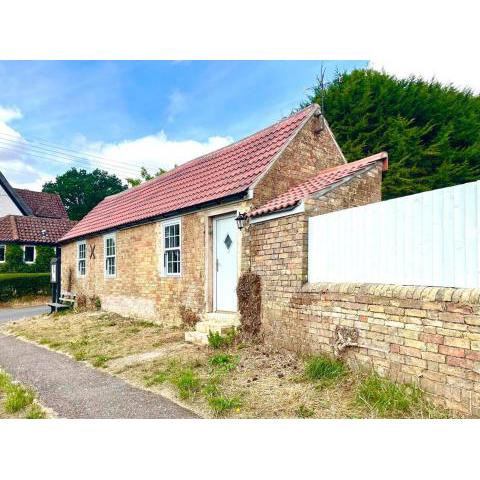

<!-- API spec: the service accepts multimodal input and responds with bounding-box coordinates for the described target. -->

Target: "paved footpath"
[0,305,49,324]
[0,333,197,418]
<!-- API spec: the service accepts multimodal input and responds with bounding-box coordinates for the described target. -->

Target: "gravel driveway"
[0,334,197,418]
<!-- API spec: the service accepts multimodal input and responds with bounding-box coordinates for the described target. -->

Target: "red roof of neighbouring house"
[60,104,319,242]
[248,152,388,218]
[0,215,76,244]
[14,189,68,219]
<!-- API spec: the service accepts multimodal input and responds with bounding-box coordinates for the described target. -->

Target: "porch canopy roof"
[247,152,388,219]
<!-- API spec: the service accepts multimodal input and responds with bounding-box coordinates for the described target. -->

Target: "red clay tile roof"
[248,152,388,218]
[0,215,76,244]
[60,105,318,242]
[14,189,68,219]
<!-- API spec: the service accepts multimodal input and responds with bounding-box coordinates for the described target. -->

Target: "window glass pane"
[164,223,180,249]
[24,246,35,263]
[0,245,5,262]
[106,256,115,275]
[166,249,181,274]
[78,243,86,260]
[106,237,115,256]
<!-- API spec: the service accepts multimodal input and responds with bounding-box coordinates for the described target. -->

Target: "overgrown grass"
[304,355,346,383]
[356,373,447,418]
[25,403,46,419]
[208,395,241,415]
[144,353,241,415]
[0,370,46,418]
[92,355,111,368]
[6,310,181,369]
[145,361,202,399]
[208,353,238,372]
[172,369,201,399]
[296,404,315,418]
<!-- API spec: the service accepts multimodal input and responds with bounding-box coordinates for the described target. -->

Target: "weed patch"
[145,361,201,399]
[25,403,46,419]
[208,353,238,372]
[305,355,346,382]
[208,395,241,415]
[356,373,445,418]
[92,355,110,368]
[172,369,201,399]
[296,405,315,418]
[207,329,236,349]
[4,385,35,413]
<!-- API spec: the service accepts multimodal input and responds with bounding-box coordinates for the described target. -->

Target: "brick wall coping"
[302,282,480,304]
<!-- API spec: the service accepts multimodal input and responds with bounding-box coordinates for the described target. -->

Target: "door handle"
[216,259,219,272]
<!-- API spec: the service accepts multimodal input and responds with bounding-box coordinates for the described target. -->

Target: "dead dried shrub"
[76,293,87,309]
[237,272,261,337]
[179,305,200,328]
[89,296,102,310]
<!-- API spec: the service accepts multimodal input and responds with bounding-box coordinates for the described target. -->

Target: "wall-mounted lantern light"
[235,212,248,230]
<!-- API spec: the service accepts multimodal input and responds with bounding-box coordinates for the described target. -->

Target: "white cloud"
[369,59,480,93]
[0,105,54,190]
[0,106,22,124]
[83,131,233,181]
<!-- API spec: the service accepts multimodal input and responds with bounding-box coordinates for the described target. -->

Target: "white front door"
[214,214,238,312]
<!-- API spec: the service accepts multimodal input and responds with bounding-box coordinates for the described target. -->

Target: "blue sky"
[0,60,367,190]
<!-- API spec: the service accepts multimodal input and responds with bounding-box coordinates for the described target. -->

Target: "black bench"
[48,292,76,314]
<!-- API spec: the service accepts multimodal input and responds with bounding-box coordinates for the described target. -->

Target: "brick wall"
[247,166,480,414]
[61,210,211,324]
[60,114,348,323]
[252,116,345,208]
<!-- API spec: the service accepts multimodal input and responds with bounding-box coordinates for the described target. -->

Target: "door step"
[185,312,240,346]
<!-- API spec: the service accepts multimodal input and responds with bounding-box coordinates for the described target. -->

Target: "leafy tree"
[126,166,168,187]
[42,168,127,220]
[303,69,480,199]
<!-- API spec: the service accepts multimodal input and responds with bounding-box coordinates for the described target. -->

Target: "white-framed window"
[77,240,86,277]
[0,244,5,263]
[23,245,35,264]
[104,233,116,278]
[163,219,181,276]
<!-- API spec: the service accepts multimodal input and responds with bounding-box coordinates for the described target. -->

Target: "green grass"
[4,384,35,413]
[208,395,241,415]
[145,361,201,399]
[0,370,45,418]
[295,404,315,418]
[0,371,10,390]
[135,320,157,328]
[208,353,238,372]
[356,373,446,418]
[207,329,236,349]
[304,355,346,382]
[25,403,47,419]
[92,355,110,368]
[172,369,201,399]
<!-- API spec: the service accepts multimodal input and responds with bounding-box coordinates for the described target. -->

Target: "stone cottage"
[59,104,387,341]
